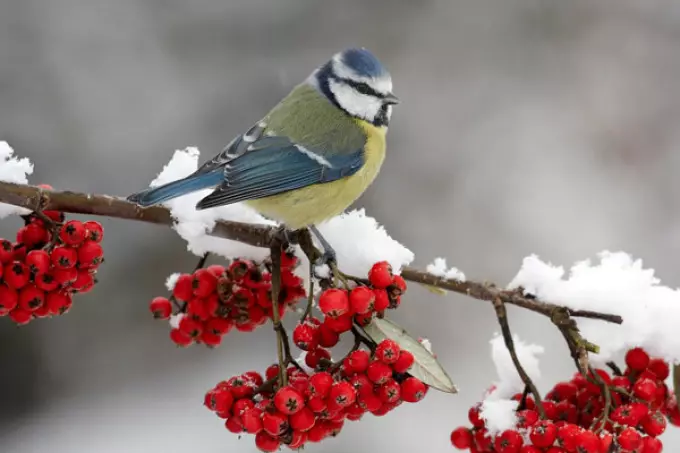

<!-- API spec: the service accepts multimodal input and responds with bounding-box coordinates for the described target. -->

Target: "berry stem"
[587,365,614,432]
[270,241,288,387]
[607,361,623,376]
[491,296,546,419]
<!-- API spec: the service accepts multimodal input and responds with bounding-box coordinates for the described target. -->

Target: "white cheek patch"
[329,79,382,122]
[331,57,393,95]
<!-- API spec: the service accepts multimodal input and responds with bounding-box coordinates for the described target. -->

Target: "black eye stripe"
[339,77,384,98]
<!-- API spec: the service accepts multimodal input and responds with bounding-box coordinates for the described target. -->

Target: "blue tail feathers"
[126,171,224,207]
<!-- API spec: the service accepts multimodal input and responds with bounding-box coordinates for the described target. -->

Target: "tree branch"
[0,181,624,330]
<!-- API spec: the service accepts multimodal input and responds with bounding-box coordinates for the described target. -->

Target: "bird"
[126,47,399,262]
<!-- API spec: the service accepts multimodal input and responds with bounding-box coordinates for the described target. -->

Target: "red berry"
[377,379,401,403]
[0,239,14,264]
[77,240,103,269]
[53,267,77,286]
[51,246,77,269]
[4,261,30,289]
[318,322,340,348]
[254,431,280,452]
[556,423,580,451]
[640,436,663,453]
[450,427,473,449]
[530,420,557,448]
[390,274,407,294]
[0,283,18,314]
[626,347,650,371]
[346,350,371,374]
[293,323,320,351]
[517,409,539,428]
[392,350,415,373]
[323,314,353,333]
[633,378,658,402]
[368,261,393,288]
[150,297,173,319]
[179,317,203,338]
[349,286,374,314]
[520,447,542,453]
[551,381,578,402]
[71,270,95,292]
[329,381,356,408]
[318,288,350,318]
[224,415,244,433]
[274,386,305,415]
[18,223,49,248]
[240,408,263,434]
[25,250,51,275]
[59,220,87,246]
[375,339,401,364]
[617,427,642,451]
[289,407,316,432]
[641,411,667,437]
[192,269,217,298]
[205,317,233,335]
[45,291,72,315]
[612,402,649,426]
[170,328,192,347]
[367,360,393,384]
[305,348,330,369]
[262,411,288,437]
[204,388,234,413]
[573,430,599,453]
[494,429,523,453]
[18,284,44,311]
[9,308,32,325]
[308,371,333,398]
[172,274,193,301]
[400,377,428,402]
[647,358,670,380]
[84,221,104,242]
[354,312,374,327]
[468,404,485,428]
[373,288,390,311]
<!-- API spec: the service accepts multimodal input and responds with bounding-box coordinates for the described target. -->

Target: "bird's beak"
[383,93,400,105]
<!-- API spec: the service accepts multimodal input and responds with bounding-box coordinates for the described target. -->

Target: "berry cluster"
[451,347,676,453]
[150,251,306,348]
[205,338,427,451]
[0,192,104,324]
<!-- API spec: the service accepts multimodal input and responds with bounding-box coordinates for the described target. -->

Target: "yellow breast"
[246,120,387,229]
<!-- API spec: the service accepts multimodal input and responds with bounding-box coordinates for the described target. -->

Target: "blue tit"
[127,47,398,260]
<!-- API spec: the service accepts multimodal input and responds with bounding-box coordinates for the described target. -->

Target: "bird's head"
[312,48,398,127]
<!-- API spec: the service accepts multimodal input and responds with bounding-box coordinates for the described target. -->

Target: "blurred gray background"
[2,0,680,451]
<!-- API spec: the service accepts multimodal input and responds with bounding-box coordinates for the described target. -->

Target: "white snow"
[0,141,33,218]
[169,313,184,329]
[508,251,680,365]
[425,257,466,282]
[149,148,273,261]
[147,148,414,276]
[314,209,414,276]
[165,273,181,291]
[480,334,544,436]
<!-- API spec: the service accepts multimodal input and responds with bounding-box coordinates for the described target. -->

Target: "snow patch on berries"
[490,334,543,398]
[169,313,184,329]
[0,142,33,218]
[426,257,466,282]
[165,272,181,291]
[509,251,680,364]
[314,209,414,276]
[479,399,518,435]
[148,148,274,260]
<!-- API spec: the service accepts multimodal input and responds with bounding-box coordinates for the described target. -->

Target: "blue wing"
[195,136,365,210]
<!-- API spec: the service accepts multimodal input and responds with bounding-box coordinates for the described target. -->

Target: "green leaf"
[363,317,458,393]
[674,364,680,405]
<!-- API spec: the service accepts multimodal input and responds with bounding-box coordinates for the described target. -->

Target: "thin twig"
[606,361,623,377]
[491,296,546,419]
[270,242,287,387]
[0,182,624,326]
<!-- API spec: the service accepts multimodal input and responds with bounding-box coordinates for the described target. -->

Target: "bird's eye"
[355,83,373,95]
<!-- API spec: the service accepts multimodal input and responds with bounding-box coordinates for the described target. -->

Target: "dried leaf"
[363,317,457,393]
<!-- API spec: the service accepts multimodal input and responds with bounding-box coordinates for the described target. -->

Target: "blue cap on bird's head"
[312,47,399,127]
